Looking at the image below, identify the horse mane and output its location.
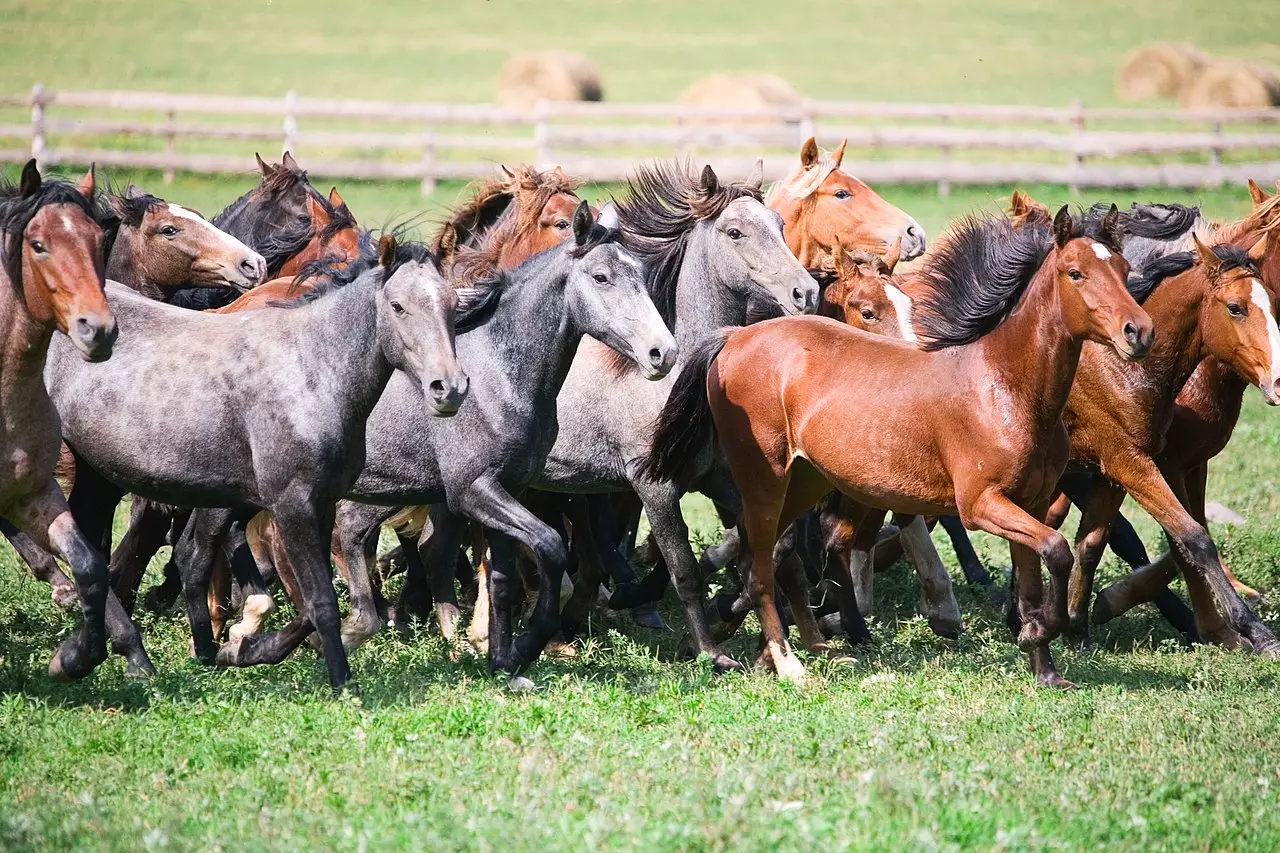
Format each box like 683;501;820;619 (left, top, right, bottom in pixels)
914;209;1123;351
763;148;840;204
212;165;318;275
0;172;107;294
616;159;762;328
320;197;358;242
433;164;582;259
1126;242;1260;303
285;228;434;306
101;183;165;228
1215;190;1280;244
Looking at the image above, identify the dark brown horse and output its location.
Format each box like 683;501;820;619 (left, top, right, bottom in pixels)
648;206;1153;687
0;161;152;680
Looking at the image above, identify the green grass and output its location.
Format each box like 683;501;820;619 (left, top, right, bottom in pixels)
6;1;1280;849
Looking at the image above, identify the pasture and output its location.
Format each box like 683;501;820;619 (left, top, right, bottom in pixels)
4;1;1280;850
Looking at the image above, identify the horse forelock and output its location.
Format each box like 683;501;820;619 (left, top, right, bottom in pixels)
765;154;840;204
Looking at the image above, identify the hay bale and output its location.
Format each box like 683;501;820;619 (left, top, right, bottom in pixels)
1179;59;1280;109
677;73;802;111
1116;43;1210;102
497;51;602;111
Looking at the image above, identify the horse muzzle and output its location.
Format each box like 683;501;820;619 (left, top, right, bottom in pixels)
427;372;469;416
70;312;118;362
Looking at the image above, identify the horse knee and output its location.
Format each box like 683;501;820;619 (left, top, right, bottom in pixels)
1041;533;1072;580
1178;527;1217;571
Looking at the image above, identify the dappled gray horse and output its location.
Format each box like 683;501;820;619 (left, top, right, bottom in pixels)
533;160;819;672
330;202;677;675
45;236;466;690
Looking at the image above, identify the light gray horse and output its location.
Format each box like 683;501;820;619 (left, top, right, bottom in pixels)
327;201;677;675
45;235;466;690
532;160;819;672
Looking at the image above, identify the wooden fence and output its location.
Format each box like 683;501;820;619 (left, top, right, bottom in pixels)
2;86;1280;194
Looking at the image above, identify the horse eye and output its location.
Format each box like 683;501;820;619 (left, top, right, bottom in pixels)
1228;302;1245;317
834;190;852;200
29;240;45;253
556;220;570;229
390;301;405;315
160;225;179;237
1068;269;1083;281
860;309;877;322
727;228;743;240
592;273;608;284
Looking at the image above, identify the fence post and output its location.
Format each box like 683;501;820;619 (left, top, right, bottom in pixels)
799;98;815;144
1210;120;1223;188
1068;97;1084;196
163;109;176;185
283;89;297;157
533;99;550;169
937;114;951;198
420;124;437;196
30;83;46;170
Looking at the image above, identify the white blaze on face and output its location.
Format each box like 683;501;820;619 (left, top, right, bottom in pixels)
1091;242;1112;261
883;282;917;343
166;204;260;260
1250;279;1280;391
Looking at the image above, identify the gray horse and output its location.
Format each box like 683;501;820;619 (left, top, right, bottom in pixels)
326;201;677;675
532;160;819;672
45;235;466;690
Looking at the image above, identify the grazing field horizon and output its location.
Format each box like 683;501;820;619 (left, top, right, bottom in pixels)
4;1;1280;850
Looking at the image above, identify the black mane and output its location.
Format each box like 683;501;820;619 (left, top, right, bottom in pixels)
283;229;441;308
1086;201;1201;241
0;172;106;294
213;165;317;276
616;160;762;328
1126;242;1260;303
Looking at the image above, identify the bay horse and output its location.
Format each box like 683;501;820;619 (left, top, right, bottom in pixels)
0;161;148;681
318;201;676;678
45;235;467;690
649;206;1154;687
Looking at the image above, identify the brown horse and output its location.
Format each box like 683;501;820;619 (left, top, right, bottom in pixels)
648;206;1153;687
1079;186;1280;635
0;161;151;680
212;187;362;313
765;137;926;267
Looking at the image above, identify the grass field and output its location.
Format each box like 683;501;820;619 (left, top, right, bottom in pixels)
5;1;1280;850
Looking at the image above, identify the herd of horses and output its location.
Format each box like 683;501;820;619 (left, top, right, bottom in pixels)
3;137;1279;694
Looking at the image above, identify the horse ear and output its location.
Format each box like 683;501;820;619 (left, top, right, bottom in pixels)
1248;178;1269;206
281;151;301;173
255;153;274;176
799;137;819;169
377;234;398;271
1247;234;1268;263
744;159;764;192
699;164;720;197
76;163;96;200
831;139;848;168
438;222;457;267
1192;234;1222;278
831;237;849;279
596;200;619;230
1009;190;1029;218
1101;203;1122;248
881;236;902;273
19;159;41;199
328;186;346;210
1053;205;1072;248
572;199;593;246
305;192;327;224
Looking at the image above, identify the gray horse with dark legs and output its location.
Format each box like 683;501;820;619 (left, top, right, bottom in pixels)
46;236;465;690
531;160;818;673
332;202;676;676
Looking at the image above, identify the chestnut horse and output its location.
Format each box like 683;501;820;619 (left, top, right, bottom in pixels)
0;161;152;680
648;206;1154;687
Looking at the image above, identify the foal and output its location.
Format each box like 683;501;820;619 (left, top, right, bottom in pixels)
650;207;1154;687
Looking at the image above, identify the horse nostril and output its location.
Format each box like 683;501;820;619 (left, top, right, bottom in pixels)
240;258;262;281
907;225;919;237
792;287;805;305
1123;322;1139;342
75;317;92;337
429;379;446;399
649;347;664;366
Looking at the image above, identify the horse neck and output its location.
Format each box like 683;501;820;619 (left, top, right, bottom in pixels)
0;273;54;412
770;195;817;266
672;224;748;350
472;254;577;412
1123;268;1210;407
1186;356;1248;438
211;194;255;244
975;260;1083;439
105;226;155;299
297;276;389;416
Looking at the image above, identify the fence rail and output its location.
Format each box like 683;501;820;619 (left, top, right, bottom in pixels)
3;86;1280;194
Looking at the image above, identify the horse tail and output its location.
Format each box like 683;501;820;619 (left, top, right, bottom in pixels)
642;329;730;484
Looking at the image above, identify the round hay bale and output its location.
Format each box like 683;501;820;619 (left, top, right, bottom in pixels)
677;73;803;111
497;51;602;111
1179;59;1280;109
1116;43;1210;102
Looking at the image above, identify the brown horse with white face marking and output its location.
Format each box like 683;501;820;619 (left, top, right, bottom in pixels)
766;137;926;266
0;161;152;681
648;206;1153;687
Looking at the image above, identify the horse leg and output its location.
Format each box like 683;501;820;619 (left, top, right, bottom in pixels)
171;508;234;664
896;514;962;638
109;499;172;614
738;489;806;682
632;479;740;673
207;552;232;642
960;490;1073;689
849;502;886;616
330;504;382;651
564;497;604;636
773;524;827;654
0;518;76;608
589;495;664;626
484;530;520;677
817;496;874;643
1180;462;1257;599
419;505;468;648
466;525;491;653
227;513;277;640
1064;478;1127;650
937;515;992;587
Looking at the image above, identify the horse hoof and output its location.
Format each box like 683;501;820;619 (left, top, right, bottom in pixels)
216;637;246;667
50;585;78;610
927;617;962;640
1036;671;1077;690
1232;581;1262;600
631;604;665;630
710;652;745;674
1065;628;1093;652
506;675;536;692
1091;593;1116;625
123;650;157;679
